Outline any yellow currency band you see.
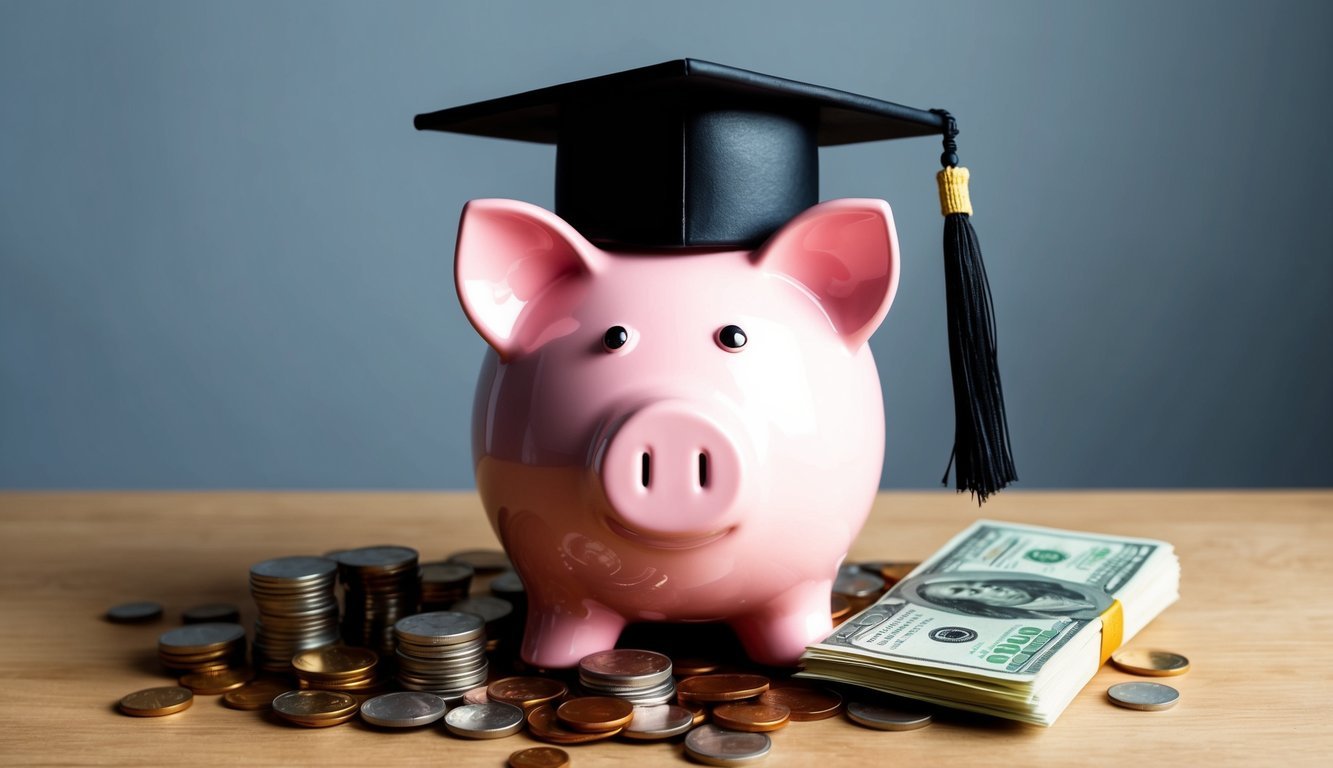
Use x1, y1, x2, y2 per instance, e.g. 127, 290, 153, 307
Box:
1099, 599, 1124, 666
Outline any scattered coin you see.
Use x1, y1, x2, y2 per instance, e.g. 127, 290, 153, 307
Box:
845, 700, 932, 731
759, 683, 843, 721
1110, 648, 1191, 677
509, 746, 572, 768
118, 686, 193, 717
182, 603, 241, 625
622, 704, 696, 740
272, 690, 359, 727
444, 701, 526, 739
446, 549, 512, 575
106, 601, 164, 624
359, 691, 448, 728
683, 724, 772, 766
556, 696, 634, 732
221, 678, 291, 710
677, 674, 770, 703
487, 676, 568, 710
711, 701, 791, 732
526, 705, 623, 744
1107, 682, 1180, 711
179, 667, 254, 695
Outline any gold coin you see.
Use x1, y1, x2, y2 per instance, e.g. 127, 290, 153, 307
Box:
272, 690, 359, 723
119, 686, 194, 717
525, 705, 622, 744
759, 683, 843, 720
508, 746, 571, 768
676, 674, 770, 703
292, 646, 378, 679
555, 696, 634, 732
711, 701, 791, 732
487, 676, 568, 710
179, 667, 254, 695
1110, 648, 1190, 677
222, 678, 292, 710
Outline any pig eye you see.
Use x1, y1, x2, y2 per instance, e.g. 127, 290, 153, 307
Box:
716, 325, 747, 351
603, 325, 630, 351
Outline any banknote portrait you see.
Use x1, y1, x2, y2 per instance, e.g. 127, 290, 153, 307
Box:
899, 573, 1113, 621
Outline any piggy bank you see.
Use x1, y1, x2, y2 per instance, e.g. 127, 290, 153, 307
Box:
455, 197, 899, 668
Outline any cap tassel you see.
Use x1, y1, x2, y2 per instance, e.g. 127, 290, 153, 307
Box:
932, 110, 1016, 503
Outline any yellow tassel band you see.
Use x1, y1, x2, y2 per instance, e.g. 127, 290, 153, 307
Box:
1099, 599, 1124, 666
937, 166, 973, 217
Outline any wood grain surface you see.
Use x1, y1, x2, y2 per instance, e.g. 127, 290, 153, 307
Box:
1, 491, 1330, 766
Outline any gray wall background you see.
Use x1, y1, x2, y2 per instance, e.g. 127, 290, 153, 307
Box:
2, 0, 1330, 490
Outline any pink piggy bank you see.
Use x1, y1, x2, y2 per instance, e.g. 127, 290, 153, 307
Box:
456, 197, 899, 668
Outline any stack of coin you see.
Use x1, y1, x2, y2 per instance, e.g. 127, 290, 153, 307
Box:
291, 645, 381, 693
271, 690, 360, 728
394, 611, 489, 698
337, 546, 421, 656
577, 649, 676, 705
420, 561, 474, 611
451, 595, 514, 652
249, 556, 340, 673
157, 623, 248, 673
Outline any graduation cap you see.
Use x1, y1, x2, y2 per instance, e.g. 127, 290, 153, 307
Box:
416, 58, 1016, 501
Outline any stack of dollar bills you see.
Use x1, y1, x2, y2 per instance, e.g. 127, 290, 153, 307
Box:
799, 521, 1180, 726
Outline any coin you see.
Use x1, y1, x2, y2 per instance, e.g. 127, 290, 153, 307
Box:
446, 548, 512, 575
845, 700, 932, 730
182, 603, 241, 625
107, 601, 164, 623
158, 623, 246, 653
443, 701, 526, 739
622, 704, 697, 740
487, 677, 568, 710
450, 595, 514, 624
395, 611, 485, 645
711, 701, 791, 732
683, 724, 771, 766
579, 649, 672, 687
1107, 682, 1180, 711
179, 667, 254, 695
250, 556, 338, 582
1110, 648, 1191, 677
221, 678, 291, 710
671, 657, 720, 676
508, 746, 571, 768
526, 705, 623, 744
334, 545, 418, 569
292, 646, 378, 679
830, 594, 852, 624
556, 696, 635, 732
759, 683, 843, 720
359, 692, 448, 727
119, 686, 193, 717
490, 570, 526, 598
833, 565, 885, 599
272, 690, 359, 727
676, 674, 770, 703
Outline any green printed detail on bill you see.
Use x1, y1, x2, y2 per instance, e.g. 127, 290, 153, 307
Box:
1024, 549, 1067, 564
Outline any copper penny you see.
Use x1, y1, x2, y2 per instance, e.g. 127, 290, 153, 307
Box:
118, 686, 193, 717
508, 746, 571, 768
487, 676, 568, 710
556, 696, 634, 732
759, 683, 843, 720
179, 666, 255, 695
671, 657, 721, 677
711, 701, 791, 732
222, 678, 292, 710
830, 594, 852, 624
676, 674, 770, 703
526, 705, 623, 744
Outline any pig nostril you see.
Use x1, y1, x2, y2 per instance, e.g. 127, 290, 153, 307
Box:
641, 452, 651, 488
698, 451, 709, 489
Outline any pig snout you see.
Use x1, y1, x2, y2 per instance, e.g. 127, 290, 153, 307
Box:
597, 401, 745, 545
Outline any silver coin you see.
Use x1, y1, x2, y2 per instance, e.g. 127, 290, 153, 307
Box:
1107, 682, 1180, 711
107, 601, 163, 623
158, 622, 246, 651
250, 556, 338, 582
421, 562, 475, 583
489, 570, 525, 597
359, 692, 447, 728
623, 704, 695, 740
833, 565, 886, 598
450, 596, 513, 624
395, 611, 485, 645
579, 649, 673, 687
442, 702, 524, 739
845, 700, 932, 730
335, 546, 418, 569
684, 724, 772, 766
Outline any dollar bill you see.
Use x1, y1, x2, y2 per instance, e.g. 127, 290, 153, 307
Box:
799, 520, 1179, 725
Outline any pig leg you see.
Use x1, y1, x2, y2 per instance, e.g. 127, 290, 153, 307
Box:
729, 580, 835, 667
520, 602, 626, 669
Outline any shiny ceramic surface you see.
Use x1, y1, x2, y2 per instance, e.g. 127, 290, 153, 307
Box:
455, 198, 899, 668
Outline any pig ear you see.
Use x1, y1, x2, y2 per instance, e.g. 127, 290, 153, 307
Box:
455, 199, 601, 359
752, 199, 900, 350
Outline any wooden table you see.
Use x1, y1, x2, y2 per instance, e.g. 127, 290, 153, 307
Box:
2, 491, 1330, 766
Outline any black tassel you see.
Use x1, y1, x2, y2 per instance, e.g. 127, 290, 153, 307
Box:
932, 110, 1017, 503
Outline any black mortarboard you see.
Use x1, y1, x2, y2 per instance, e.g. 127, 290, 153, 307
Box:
416, 59, 1016, 500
